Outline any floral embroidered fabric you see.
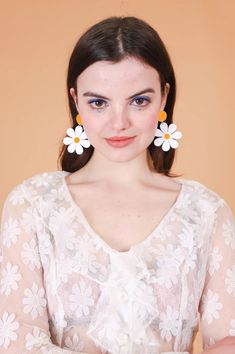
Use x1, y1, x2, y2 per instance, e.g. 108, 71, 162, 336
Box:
0, 171, 234, 353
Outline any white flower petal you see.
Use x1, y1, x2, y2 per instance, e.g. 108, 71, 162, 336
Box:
0, 262, 22, 296
229, 319, 235, 335
66, 128, 75, 138
154, 137, 164, 147
155, 129, 164, 138
76, 144, 84, 155
225, 265, 235, 296
67, 143, 76, 153
80, 139, 90, 148
160, 122, 168, 133
201, 289, 223, 324
159, 306, 180, 342
80, 131, 89, 140
23, 283, 47, 320
0, 312, 19, 349
25, 326, 48, 350
171, 131, 182, 139
63, 137, 73, 145
169, 139, 179, 149
69, 281, 94, 318
75, 125, 83, 136
162, 141, 170, 151
168, 124, 177, 134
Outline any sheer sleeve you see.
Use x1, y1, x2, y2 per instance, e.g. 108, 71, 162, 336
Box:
0, 184, 88, 353
199, 199, 235, 349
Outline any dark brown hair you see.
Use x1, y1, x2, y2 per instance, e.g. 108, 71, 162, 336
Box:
58, 16, 181, 177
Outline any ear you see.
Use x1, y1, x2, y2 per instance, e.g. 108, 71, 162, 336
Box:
160, 83, 170, 110
69, 87, 79, 111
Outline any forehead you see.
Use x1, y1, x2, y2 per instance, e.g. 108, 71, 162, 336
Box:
76, 57, 161, 91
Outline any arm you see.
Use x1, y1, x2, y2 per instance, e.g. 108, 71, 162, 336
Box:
198, 200, 235, 353
200, 336, 235, 354
0, 184, 88, 353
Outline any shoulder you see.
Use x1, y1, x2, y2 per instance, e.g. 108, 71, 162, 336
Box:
22, 170, 67, 195
174, 178, 235, 246
177, 177, 227, 216
4, 171, 68, 207
179, 177, 222, 198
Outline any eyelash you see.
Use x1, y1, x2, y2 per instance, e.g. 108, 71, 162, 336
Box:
87, 96, 151, 110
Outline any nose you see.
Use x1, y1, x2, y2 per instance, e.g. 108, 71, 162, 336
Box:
110, 109, 131, 131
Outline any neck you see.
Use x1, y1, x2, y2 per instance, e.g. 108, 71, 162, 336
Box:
78, 149, 155, 188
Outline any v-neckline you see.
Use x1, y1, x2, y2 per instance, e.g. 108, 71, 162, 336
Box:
61, 171, 185, 255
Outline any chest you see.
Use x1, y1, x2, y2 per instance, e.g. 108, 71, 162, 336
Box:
69, 185, 181, 252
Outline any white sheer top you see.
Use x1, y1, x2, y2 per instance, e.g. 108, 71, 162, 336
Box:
0, 171, 234, 354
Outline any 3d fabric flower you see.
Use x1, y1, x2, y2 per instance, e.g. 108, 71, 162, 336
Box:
63, 126, 91, 155
154, 122, 182, 152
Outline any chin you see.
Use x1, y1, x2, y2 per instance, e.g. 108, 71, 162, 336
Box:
102, 151, 142, 163
105, 156, 133, 163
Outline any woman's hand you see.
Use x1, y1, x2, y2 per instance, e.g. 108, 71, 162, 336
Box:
200, 336, 235, 354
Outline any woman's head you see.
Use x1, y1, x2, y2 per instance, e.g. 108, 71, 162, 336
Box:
59, 16, 178, 176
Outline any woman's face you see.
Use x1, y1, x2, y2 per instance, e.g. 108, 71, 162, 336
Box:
70, 56, 169, 163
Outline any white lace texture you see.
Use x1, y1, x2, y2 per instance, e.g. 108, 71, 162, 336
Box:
0, 171, 234, 353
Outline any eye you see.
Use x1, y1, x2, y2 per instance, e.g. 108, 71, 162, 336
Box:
88, 99, 107, 109
131, 96, 151, 107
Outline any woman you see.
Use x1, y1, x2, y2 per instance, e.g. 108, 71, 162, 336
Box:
0, 16, 234, 354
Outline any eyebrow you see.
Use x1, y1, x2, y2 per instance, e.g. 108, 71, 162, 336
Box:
82, 88, 155, 100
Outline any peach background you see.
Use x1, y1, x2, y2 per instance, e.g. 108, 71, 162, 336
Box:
0, 1, 235, 353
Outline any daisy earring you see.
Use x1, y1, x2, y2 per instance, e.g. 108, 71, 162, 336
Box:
154, 110, 182, 152
63, 114, 91, 155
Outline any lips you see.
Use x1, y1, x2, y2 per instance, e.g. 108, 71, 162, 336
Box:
105, 136, 135, 148
107, 136, 134, 141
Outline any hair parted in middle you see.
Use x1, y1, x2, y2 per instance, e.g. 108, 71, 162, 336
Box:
58, 16, 180, 177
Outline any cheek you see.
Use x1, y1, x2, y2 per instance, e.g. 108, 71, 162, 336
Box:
82, 117, 103, 138
140, 114, 157, 131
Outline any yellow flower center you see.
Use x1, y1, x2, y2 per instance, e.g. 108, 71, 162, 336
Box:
74, 137, 80, 144
164, 133, 171, 140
